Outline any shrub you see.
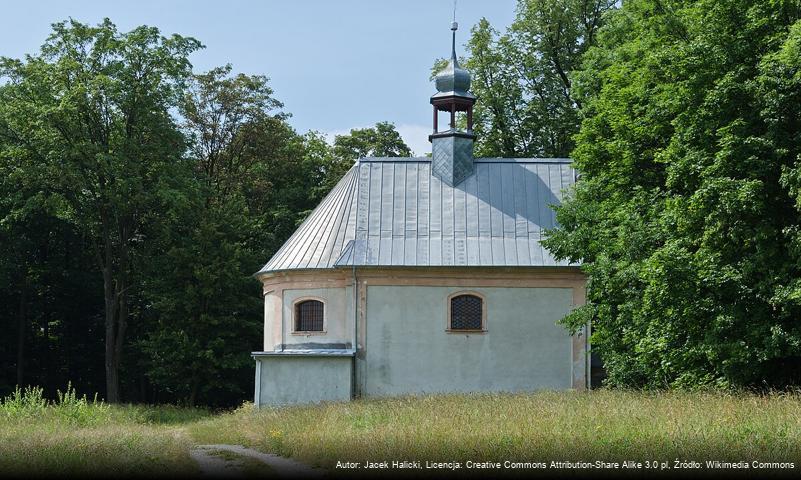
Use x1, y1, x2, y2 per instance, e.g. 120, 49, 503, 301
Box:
1, 382, 111, 425
1, 385, 47, 418
54, 382, 110, 425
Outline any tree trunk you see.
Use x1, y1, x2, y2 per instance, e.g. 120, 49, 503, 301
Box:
101, 219, 132, 404
104, 309, 120, 402
139, 375, 147, 403
113, 284, 128, 400
15, 281, 28, 386
42, 308, 51, 391
103, 258, 120, 403
189, 380, 198, 408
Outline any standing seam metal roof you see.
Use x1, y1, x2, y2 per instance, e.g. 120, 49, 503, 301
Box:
258, 157, 577, 274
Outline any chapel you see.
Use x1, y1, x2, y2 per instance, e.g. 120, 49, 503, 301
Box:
252, 21, 587, 406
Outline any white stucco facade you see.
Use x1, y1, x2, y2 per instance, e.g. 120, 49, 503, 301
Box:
253, 268, 587, 406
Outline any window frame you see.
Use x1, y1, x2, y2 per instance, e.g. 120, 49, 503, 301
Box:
291, 296, 327, 335
446, 291, 487, 333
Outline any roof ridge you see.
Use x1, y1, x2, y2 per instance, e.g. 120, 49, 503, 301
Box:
357, 157, 573, 164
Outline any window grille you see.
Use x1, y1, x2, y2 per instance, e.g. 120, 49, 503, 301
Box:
450, 294, 483, 330
295, 300, 324, 332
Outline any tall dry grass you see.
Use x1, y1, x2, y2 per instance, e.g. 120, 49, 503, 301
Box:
0, 385, 208, 476
189, 390, 801, 469
3, 388, 800, 475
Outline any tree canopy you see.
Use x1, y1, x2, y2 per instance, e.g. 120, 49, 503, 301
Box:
5, 0, 801, 403
544, 0, 801, 388
0, 19, 202, 402
455, 0, 615, 158
0, 19, 410, 405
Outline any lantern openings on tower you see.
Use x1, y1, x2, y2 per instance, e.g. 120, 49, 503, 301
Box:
430, 20, 476, 187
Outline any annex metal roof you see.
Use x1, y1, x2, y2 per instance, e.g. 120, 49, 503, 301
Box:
257, 157, 577, 274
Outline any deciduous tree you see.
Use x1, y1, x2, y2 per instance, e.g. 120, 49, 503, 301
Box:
0, 19, 201, 402
455, 0, 615, 158
544, 0, 801, 388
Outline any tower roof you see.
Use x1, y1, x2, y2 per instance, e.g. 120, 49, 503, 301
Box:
432, 22, 475, 100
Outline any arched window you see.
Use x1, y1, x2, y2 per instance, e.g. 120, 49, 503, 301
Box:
448, 293, 485, 331
294, 299, 324, 332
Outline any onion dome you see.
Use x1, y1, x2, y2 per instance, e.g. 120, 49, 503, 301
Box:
433, 22, 475, 99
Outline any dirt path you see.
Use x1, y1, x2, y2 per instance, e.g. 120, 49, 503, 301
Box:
190, 444, 324, 478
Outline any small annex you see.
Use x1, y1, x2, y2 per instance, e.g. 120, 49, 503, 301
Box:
252, 21, 587, 406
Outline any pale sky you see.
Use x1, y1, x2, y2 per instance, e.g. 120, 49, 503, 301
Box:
1, 0, 518, 155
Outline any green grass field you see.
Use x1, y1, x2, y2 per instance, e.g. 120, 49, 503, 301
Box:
2, 386, 800, 476
0, 385, 208, 476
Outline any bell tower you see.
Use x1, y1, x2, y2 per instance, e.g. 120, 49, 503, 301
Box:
429, 20, 476, 187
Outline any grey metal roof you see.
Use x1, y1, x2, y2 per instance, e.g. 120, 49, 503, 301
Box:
257, 157, 577, 274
